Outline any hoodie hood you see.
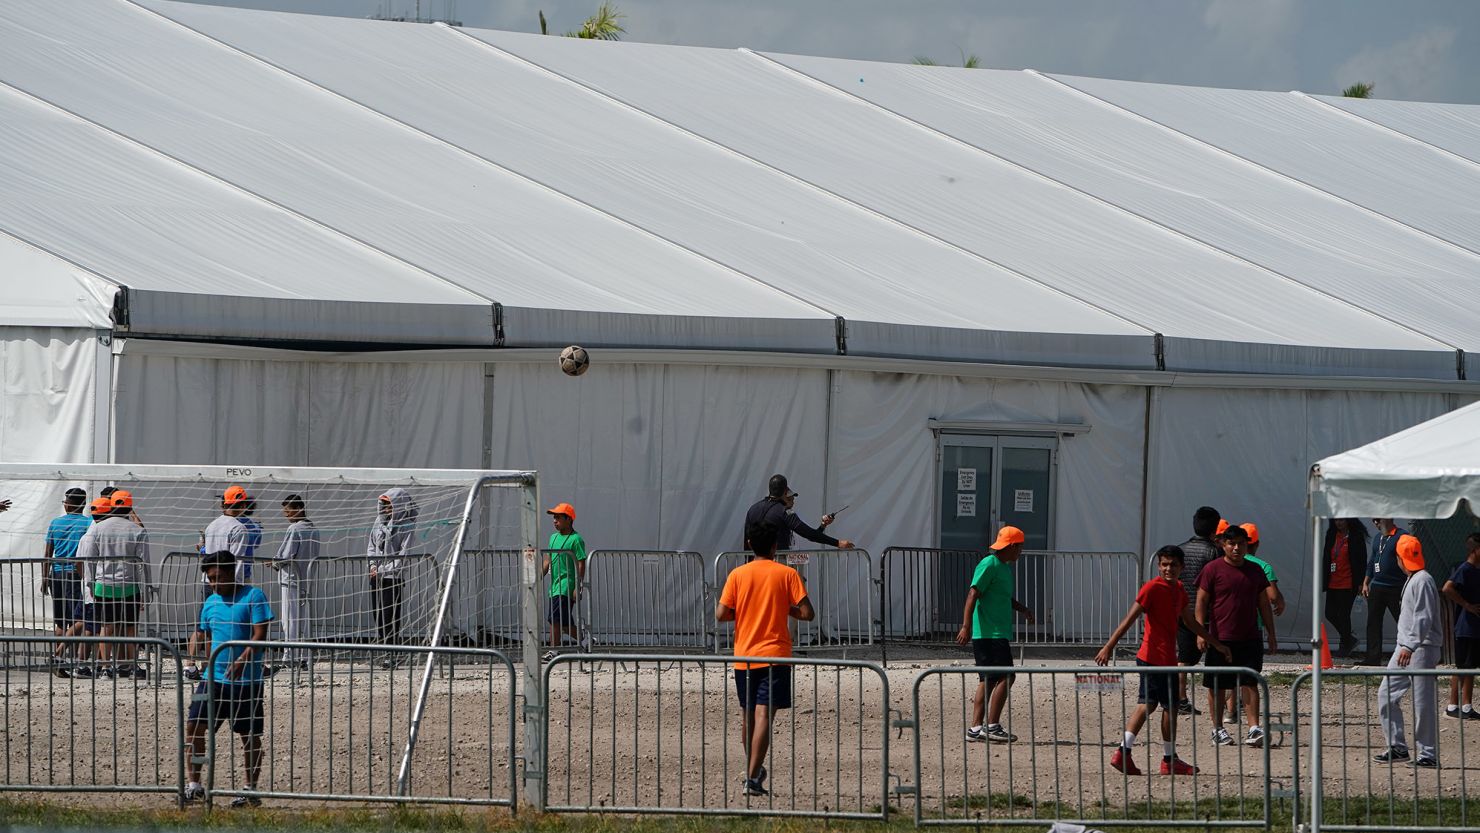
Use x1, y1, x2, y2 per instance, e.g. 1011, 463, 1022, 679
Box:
380, 488, 418, 527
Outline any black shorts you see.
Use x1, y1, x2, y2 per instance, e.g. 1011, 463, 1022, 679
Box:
1455, 636, 1480, 670
50, 574, 82, 627
1202, 639, 1264, 691
76, 602, 99, 635
187, 681, 265, 736
97, 596, 141, 626
547, 595, 573, 626
972, 638, 1015, 687
1136, 658, 1175, 709
1176, 622, 1203, 665
735, 665, 792, 710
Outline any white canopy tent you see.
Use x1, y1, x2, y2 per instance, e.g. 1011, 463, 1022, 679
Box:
1305, 400, 1480, 832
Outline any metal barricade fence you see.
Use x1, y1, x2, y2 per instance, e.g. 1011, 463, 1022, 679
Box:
584, 551, 708, 650
1, 558, 155, 668
0, 636, 186, 801
1291, 667, 1475, 832
880, 548, 1141, 662
203, 641, 517, 808
711, 550, 878, 655
453, 549, 570, 648
541, 653, 891, 819
908, 666, 1274, 828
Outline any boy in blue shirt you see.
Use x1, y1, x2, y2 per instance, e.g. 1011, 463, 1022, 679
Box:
184, 550, 273, 806
42, 488, 90, 676
1444, 533, 1480, 719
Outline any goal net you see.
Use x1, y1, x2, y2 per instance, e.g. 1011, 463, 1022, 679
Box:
0, 463, 536, 668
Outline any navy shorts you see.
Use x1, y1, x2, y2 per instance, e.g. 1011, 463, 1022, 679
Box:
1136, 658, 1175, 709
547, 595, 574, 626
75, 602, 99, 635
972, 638, 1015, 687
187, 681, 265, 736
734, 665, 792, 710
97, 596, 141, 626
1202, 639, 1264, 691
1455, 637, 1480, 670
50, 573, 82, 627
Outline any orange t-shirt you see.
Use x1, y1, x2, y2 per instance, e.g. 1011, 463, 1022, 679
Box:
719, 558, 808, 669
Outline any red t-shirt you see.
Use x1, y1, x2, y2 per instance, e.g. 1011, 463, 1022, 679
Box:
1136, 577, 1187, 666
1197, 557, 1270, 642
1328, 534, 1352, 590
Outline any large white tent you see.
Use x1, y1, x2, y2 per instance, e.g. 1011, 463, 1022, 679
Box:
3, 0, 1480, 641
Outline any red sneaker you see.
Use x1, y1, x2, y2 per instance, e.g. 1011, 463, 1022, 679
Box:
1110, 747, 1141, 776
1160, 757, 1198, 776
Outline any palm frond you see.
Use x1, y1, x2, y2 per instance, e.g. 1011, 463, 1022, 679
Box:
913, 56, 938, 66
576, 1, 626, 40
1341, 81, 1374, 98
962, 54, 981, 69
538, 9, 548, 35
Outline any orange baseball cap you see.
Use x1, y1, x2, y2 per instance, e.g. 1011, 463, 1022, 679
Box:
1215, 519, 1230, 536
1396, 534, 1424, 572
221, 485, 249, 505
89, 496, 114, 516
1239, 522, 1259, 544
546, 502, 576, 521
110, 489, 133, 509
990, 526, 1026, 550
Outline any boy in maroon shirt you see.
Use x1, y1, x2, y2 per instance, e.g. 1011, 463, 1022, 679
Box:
1197, 525, 1278, 747
1097, 545, 1230, 775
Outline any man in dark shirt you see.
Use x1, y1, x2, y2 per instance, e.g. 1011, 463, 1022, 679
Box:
743, 474, 854, 552
1361, 518, 1409, 666
1173, 506, 1222, 715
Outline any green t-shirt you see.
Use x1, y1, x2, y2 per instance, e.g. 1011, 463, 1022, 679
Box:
970, 553, 1014, 639
547, 531, 588, 598
1244, 555, 1277, 631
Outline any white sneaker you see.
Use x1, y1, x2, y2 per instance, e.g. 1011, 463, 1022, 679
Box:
541, 650, 558, 663
1243, 727, 1266, 747
1211, 728, 1234, 746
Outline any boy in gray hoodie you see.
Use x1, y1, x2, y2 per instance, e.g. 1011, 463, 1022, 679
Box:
1375, 534, 1443, 768
368, 488, 417, 659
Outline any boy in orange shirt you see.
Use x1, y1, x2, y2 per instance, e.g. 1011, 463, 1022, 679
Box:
716, 521, 816, 797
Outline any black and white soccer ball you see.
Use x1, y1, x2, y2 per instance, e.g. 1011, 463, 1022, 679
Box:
559, 345, 590, 377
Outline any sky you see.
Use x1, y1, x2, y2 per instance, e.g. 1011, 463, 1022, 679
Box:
181, 0, 1480, 104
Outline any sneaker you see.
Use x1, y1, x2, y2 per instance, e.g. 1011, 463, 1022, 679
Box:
1412, 757, 1438, 769
1446, 706, 1461, 719
378, 658, 395, 670
52, 660, 71, 679
1161, 756, 1199, 775
1211, 728, 1234, 747
182, 665, 201, 681
1464, 709, 1480, 721
1244, 727, 1266, 747
183, 783, 206, 803
1176, 699, 1199, 716
1110, 747, 1141, 776
757, 765, 766, 785
964, 727, 987, 743
229, 792, 263, 808
983, 724, 1016, 743
1223, 713, 1236, 726
71, 664, 94, 679
100, 667, 117, 680
541, 650, 558, 664
743, 777, 768, 797
1374, 747, 1410, 764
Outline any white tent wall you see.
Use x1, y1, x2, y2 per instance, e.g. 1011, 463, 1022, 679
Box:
827, 371, 1147, 637
1144, 387, 1457, 645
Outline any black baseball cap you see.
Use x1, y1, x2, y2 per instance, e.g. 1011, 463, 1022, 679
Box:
201, 550, 236, 573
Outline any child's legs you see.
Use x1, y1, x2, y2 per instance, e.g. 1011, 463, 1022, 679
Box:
747, 705, 774, 779
186, 720, 208, 782
986, 675, 1012, 726
1241, 683, 1260, 727
240, 732, 263, 787
1125, 703, 1150, 737
1159, 706, 1176, 743
971, 680, 987, 727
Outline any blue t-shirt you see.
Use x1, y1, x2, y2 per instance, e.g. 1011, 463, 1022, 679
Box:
240, 517, 263, 580
1449, 561, 1480, 639
200, 585, 273, 684
46, 512, 91, 572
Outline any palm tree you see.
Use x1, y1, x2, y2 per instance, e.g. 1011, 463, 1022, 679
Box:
913, 48, 981, 68
539, 3, 626, 40
1341, 82, 1375, 98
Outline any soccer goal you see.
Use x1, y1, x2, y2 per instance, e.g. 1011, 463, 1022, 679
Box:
0, 462, 537, 671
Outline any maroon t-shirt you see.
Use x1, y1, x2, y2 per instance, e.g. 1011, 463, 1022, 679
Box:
1197, 557, 1270, 643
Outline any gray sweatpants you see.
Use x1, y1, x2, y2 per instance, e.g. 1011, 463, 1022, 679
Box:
1377, 644, 1439, 760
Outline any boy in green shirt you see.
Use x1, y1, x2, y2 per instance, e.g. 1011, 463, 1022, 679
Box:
956, 526, 1035, 743
541, 502, 589, 662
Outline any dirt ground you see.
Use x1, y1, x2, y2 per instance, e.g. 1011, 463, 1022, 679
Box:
3, 653, 1477, 822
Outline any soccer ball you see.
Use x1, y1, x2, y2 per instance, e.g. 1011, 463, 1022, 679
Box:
559, 345, 590, 377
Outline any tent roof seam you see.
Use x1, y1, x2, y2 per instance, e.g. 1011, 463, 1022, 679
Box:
1297, 92, 1480, 173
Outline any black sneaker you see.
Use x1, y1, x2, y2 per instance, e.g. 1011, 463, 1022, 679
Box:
1176, 699, 1199, 716
71, 665, 94, 679
1464, 709, 1480, 721
1374, 747, 1410, 764
1412, 757, 1438, 769
229, 792, 263, 808
51, 658, 71, 679
1446, 706, 1461, 719
743, 777, 768, 797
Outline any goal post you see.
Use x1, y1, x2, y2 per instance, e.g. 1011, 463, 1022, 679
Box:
0, 462, 537, 655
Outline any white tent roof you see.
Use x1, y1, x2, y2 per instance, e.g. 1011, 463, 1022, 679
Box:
1312, 399, 1480, 519
0, 0, 1476, 375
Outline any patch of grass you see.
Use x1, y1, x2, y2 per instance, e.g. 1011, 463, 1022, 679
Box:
936, 793, 1268, 824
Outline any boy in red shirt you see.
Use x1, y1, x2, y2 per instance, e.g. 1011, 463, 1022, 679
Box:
1097, 545, 1229, 775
